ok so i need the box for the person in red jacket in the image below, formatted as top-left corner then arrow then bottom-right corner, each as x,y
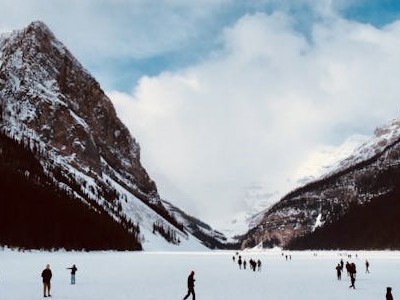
41,264 -> 52,297
183,271 -> 195,300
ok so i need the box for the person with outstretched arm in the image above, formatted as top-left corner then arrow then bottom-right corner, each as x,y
67,264 -> 78,284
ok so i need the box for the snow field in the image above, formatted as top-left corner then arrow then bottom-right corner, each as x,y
1,249 -> 399,300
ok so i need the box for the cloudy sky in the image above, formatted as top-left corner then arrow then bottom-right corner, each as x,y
2,0 -> 400,232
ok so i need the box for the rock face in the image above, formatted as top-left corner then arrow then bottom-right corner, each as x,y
0,21 -> 226,250
0,21 -> 154,194
240,118 -> 400,249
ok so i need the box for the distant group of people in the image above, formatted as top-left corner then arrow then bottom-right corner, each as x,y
282,253 -> 292,261
333,256 -> 394,299
334,258 -> 358,288
232,252 -> 262,272
40,264 -> 77,297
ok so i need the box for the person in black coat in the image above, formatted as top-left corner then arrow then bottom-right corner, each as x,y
41,264 -> 52,297
67,264 -> 78,284
386,287 -> 394,300
336,264 -> 342,280
183,271 -> 195,300
238,257 -> 242,269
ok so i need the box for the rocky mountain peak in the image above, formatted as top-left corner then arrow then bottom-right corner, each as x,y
0,21 -> 229,250
0,20 -> 155,194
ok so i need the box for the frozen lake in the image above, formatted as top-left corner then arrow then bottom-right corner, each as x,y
1,249 -> 399,299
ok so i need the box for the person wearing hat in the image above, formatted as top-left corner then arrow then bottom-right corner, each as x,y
183,270 -> 195,300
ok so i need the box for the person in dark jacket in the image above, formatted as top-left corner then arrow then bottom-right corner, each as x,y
67,264 -> 78,284
386,287 -> 394,300
183,271 -> 195,300
345,261 -> 350,276
336,264 -> 342,280
41,264 -> 52,297
365,260 -> 370,273
238,257 -> 242,269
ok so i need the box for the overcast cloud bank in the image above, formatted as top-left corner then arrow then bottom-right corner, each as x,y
109,11 -> 400,230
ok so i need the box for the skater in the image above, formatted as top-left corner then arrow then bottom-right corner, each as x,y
365,260 -> 370,273
350,263 -> 357,278
340,259 -> 344,270
183,271 -> 195,300
41,264 -> 52,297
257,260 -> 262,271
243,260 -> 247,270
251,259 -> 257,272
336,264 -> 342,280
67,264 -> 78,284
386,287 -> 393,300
345,262 -> 351,276
348,264 -> 356,290
238,256 -> 242,269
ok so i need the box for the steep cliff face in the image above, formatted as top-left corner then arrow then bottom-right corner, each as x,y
0,21 -> 155,195
0,21 -> 225,250
240,118 -> 400,249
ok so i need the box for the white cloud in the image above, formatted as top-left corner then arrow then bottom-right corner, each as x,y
109,12 -> 400,230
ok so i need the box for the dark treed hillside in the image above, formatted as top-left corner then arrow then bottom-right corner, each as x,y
286,188 -> 400,250
0,131 -> 142,250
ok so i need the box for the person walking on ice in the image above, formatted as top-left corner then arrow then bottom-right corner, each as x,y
348,262 -> 356,289
67,264 -> 78,284
41,264 -> 52,297
336,264 -> 342,280
183,271 -> 195,300
365,259 -> 370,273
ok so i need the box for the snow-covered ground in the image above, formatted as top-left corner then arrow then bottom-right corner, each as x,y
1,248 -> 399,300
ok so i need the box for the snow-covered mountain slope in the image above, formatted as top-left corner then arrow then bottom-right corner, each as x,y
240,117 -> 400,249
0,21 -> 223,251
220,137 -> 368,242
323,118 -> 400,178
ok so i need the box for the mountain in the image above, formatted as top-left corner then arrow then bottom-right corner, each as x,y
240,118 -> 400,250
0,21 -> 226,251
214,136 -> 370,243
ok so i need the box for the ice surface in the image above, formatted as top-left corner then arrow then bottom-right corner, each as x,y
1,249 -> 399,300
